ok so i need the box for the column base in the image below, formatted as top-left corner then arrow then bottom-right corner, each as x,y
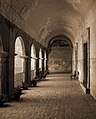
80,83 -> 90,94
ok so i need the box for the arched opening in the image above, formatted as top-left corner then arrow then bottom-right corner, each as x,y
44,51 -> 47,71
39,48 -> 42,72
0,35 -> 3,95
31,44 -> 36,79
14,36 -> 25,88
48,36 -> 73,73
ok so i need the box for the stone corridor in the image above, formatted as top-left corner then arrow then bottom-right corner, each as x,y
0,74 -> 96,119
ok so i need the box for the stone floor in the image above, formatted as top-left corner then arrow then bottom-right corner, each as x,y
0,73 -> 96,119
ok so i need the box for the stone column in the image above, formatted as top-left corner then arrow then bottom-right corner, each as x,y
0,59 -> 2,95
46,51 -> 48,71
42,58 -> 44,76
0,51 -> 9,95
36,57 -> 39,77
25,56 -> 29,84
44,58 -> 47,72
41,50 -> 44,75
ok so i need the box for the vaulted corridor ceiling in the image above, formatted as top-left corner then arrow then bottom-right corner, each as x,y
5,0 -> 93,46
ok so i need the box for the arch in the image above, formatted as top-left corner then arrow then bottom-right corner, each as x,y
0,34 -> 4,95
48,35 -> 73,73
14,36 -> 26,87
44,51 -> 47,71
39,48 -> 42,71
48,35 -> 73,49
44,31 -> 75,48
31,44 -> 36,79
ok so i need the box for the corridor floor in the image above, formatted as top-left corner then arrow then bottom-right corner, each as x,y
0,74 -> 96,119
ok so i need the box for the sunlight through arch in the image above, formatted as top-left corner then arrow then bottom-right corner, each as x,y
31,44 -> 36,79
14,36 -> 25,87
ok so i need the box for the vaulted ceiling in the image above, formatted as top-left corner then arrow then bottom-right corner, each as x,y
5,0 -> 93,47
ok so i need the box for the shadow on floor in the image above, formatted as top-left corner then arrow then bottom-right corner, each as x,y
0,103 -> 12,108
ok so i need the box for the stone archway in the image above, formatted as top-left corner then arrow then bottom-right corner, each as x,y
44,51 -> 47,71
39,48 -> 42,72
31,44 -> 36,79
48,36 -> 73,73
14,36 -> 25,88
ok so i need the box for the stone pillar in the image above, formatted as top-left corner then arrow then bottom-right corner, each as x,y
42,51 -> 44,75
0,51 -> 9,95
46,51 -> 48,71
27,56 -> 31,83
46,59 -> 48,72
36,52 -> 39,77
0,59 -> 2,95
42,58 -> 44,75
25,56 -> 29,84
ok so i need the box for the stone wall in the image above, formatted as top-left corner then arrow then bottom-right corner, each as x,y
88,7 -> 96,98
48,46 -> 72,73
77,39 -> 84,83
14,72 -> 24,88
76,1 -> 96,99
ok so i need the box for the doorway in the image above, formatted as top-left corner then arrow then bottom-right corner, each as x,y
83,43 -> 88,88
75,43 -> 78,74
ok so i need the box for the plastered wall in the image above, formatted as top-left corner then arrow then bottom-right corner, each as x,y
48,46 -> 72,73
76,1 -> 96,99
